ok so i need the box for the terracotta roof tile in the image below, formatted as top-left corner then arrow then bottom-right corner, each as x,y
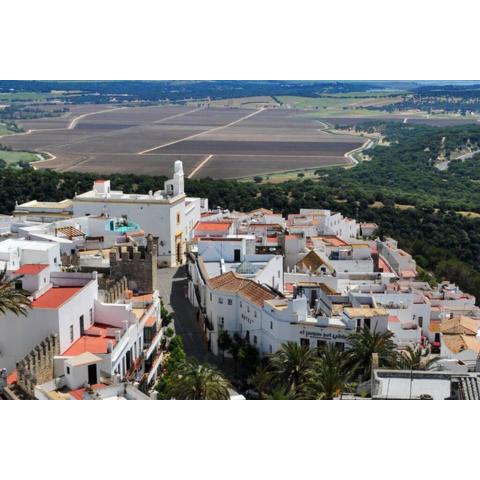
208,271 -> 277,307
441,316 -> 479,335
15,264 -> 49,275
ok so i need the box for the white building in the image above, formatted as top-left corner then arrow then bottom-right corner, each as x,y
73,161 -> 206,266
0,268 -> 163,386
0,238 -> 61,272
202,270 -> 389,356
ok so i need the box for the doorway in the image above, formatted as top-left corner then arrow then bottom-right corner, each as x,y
88,364 -> 97,385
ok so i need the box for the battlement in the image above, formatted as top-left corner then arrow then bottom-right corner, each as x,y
15,334 -> 60,398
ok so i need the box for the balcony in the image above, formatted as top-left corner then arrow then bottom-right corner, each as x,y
145,328 -> 164,360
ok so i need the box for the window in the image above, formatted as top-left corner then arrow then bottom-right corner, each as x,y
218,297 -> 223,304
300,338 -> 310,348
317,340 -> 326,354
247,306 -> 250,313
270,321 -> 273,330
269,345 -> 273,353
240,301 -> 242,308
254,311 -> 257,318
227,299 -> 232,305
418,316 -> 423,328
335,342 -> 345,352
210,293 -> 212,301
176,212 -> 181,225
254,335 -> 257,345
54,257 -> 57,264
66,366 -> 70,375
69,325 -> 74,343
89,308 -> 93,325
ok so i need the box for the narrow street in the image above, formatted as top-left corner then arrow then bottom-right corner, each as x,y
156,265 -> 216,364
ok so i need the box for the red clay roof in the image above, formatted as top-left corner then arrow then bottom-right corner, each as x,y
208,271 -> 277,307
69,383 -> 106,400
7,370 -> 17,385
62,324 -> 117,356
15,264 -> 49,275
31,287 -> 82,309
145,316 -> 157,327
195,221 -> 232,232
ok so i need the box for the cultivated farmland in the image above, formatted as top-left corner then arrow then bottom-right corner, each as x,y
0,105 -> 366,178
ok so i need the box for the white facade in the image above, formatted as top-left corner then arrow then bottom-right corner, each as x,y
73,161 -> 205,266
0,238 -> 61,272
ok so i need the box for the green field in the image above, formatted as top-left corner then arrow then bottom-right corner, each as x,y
0,150 -> 41,165
277,92 -> 404,116
0,91 -> 64,102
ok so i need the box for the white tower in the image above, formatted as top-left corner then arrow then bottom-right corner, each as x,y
164,160 -> 184,197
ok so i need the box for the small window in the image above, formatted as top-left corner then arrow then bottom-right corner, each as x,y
54,257 -> 57,264
210,293 -> 212,301
227,299 -> 232,305
269,345 -> 273,353
247,306 -> 250,313
176,212 -> 181,224
69,325 -> 74,343
270,321 -> 273,330
254,311 -> 257,318
277,271 -> 280,278
418,316 -> 423,328
254,335 -> 257,345
66,366 -> 70,375
240,301 -> 242,308
218,297 -> 223,304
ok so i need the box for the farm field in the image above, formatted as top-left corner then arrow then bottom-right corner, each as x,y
0,105 -> 364,178
0,150 -> 40,165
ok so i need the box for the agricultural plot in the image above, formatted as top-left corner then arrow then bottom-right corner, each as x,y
0,105 -> 364,178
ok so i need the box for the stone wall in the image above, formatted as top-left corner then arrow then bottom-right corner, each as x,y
109,234 -> 158,293
16,334 -> 59,398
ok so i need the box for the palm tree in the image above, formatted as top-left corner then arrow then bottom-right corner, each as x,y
346,327 -> 397,381
166,360 -> 232,400
262,385 -> 300,400
395,344 -> 439,371
0,268 -> 31,316
267,341 -> 317,392
308,345 -> 352,400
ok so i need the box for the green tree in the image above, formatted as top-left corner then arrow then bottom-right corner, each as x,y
308,345 -> 352,400
267,342 -> 317,392
346,327 -> 397,381
0,268 -> 31,316
165,360 -> 232,400
394,345 -> 439,371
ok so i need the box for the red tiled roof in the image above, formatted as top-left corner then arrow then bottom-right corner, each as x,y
145,316 -> 157,327
15,264 -> 49,275
7,370 -> 17,385
132,293 -> 153,302
316,236 -> 349,247
94,179 -> 107,183
388,315 -> 400,323
195,221 -> 232,232
31,287 -> 83,309
208,271 -> 277,307
63,332 -> 116,356
69,383 -> 106,400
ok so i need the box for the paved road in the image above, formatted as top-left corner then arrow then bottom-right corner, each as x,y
157,266 -> 217,364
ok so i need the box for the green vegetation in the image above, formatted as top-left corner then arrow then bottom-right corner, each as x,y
0,268 -> 32,317
0,121 -> 23,136
277,93 -> 403,117
0,150 -> 41,166
249,331 -> 401,399
156,334 -> 232,400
